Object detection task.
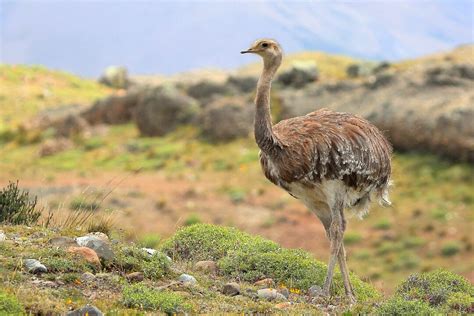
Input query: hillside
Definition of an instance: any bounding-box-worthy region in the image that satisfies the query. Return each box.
[0,45,473,303]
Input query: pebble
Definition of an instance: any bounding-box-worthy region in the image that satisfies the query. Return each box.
[80,272,96,282]
[67,304,103,316]
[254,278,275,288]
[278,287,290,299]
[257,288,287,301]
[84,239,114,261]
[178,273,197,285]
[126,272,144,283]
[49,236,78,248]
[67,246,101,266]
[222,282,240,296]
[308,285,325,298]
[194,260,217,274]
[24,259,47,274]
[0,231,5,241]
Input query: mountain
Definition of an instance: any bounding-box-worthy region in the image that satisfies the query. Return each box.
[1,1,472,77]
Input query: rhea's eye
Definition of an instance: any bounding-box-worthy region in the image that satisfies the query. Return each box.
[262,42,268,48]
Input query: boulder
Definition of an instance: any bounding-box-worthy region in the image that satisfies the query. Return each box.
[81,91,142,125]
[277,61,319,88]
[186,80,234,103]
[178,273,197,285]
[24,259,47,274]
[200,97,253,142]
[257,288,287,301]
[226,75,258,93]
[135,86,200,136]
[99,66,129,89]
[67,304,103,316]
[67,246,101,266]
[222,282,240,296]
[194,260,218,274]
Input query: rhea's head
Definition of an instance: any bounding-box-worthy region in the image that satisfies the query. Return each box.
[241,39,282,67]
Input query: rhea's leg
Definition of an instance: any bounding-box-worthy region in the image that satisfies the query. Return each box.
[322,200,344,296]
[338,244,356,302]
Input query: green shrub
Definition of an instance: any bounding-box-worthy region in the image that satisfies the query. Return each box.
[446,292,473,313]
[160,224,279,261]
[183,213,201,226]
[138,234,161,249]
[343,232,363,245]
[397,269,474,310]
[373,218,392,230]
[440,241,462,257]
[122,283,189,314]
[0,181,42,225]
[377,297,437,315]
[37,247,97,273]
[218,247,379,302]
[0,290,24,314]
[112,246,170,280]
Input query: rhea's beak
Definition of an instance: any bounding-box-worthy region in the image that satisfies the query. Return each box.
[240,48,253,54]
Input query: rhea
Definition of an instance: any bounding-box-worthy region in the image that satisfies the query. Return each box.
[241,39,392,302]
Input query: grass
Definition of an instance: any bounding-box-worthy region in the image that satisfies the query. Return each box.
[0,289,24,314]
[122,283,190,314]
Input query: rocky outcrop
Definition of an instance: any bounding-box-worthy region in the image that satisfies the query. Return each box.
[135,86,200,136]
[277,61,319,88]
[279,63,474,162]
[200,97,253,142]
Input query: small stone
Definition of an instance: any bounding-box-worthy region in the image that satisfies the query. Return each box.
[222,282,240,296]
[126,272,144,283]
[49,236,78,248]
[0,231,6,241]
[308,285,325,297]
[254,278,275,288]
[274,302,292,309]
[24,259,47,274]
[178,273,197,284]
[86,232,109,242]
[83,239,114,261]
[278,287,290,299]
[257,288,287,301]
[67,304,103,316]
[80,272,96,282]
[194,260,217,274]
[68,246,101,266]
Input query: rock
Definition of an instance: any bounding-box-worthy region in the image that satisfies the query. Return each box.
[86,232,110,243]
[80,272,96,282]
[142,248,172,262]
[274,302,292,309]
[257,288,287,301]
[186,80,234,103]
[38,137,73,157]
[48,236,78,248]
[226,75,258,93]
[82,92,142,125]
[67,247,101,266]
[126,272,144,283]
[178,273,197,285]
[200,96,253,142]
[308,285,325,297]
[135,85,200,136]
[278,287,290,299]
[53,114,90,138]
[194,260,217,274]
[24,259,47,274]
[277,61,319,88]
[0,231,5,241]
[67,304,103,316]
[76,235,114,261]
[254,278,275,288]
[99,65,129,89]
[222,282,240,296]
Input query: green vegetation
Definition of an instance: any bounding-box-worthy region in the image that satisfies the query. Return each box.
[0,181,42,225]
[0,290,24,314]
[137,234,161,249]
[440,241,462,257]
[36,247,97,273]
[183,213,202,226]
[161,223,279,261]
[122,283,189,314]
[111,245,170,280]
[377,297,436,315]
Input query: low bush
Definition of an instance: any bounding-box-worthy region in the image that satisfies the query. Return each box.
[160,224,279,261]
[122,283,190,314]
[37,247,97,273]
[0,290,24,314]
[0,181,42,225]
[377,297,436,315]
[112,245,170,280]
[396,269,474,312]
[440,241,462,257]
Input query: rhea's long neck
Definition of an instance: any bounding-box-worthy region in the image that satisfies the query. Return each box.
[254,56,281,154]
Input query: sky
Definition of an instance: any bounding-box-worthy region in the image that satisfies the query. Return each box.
[0,0,472,77]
